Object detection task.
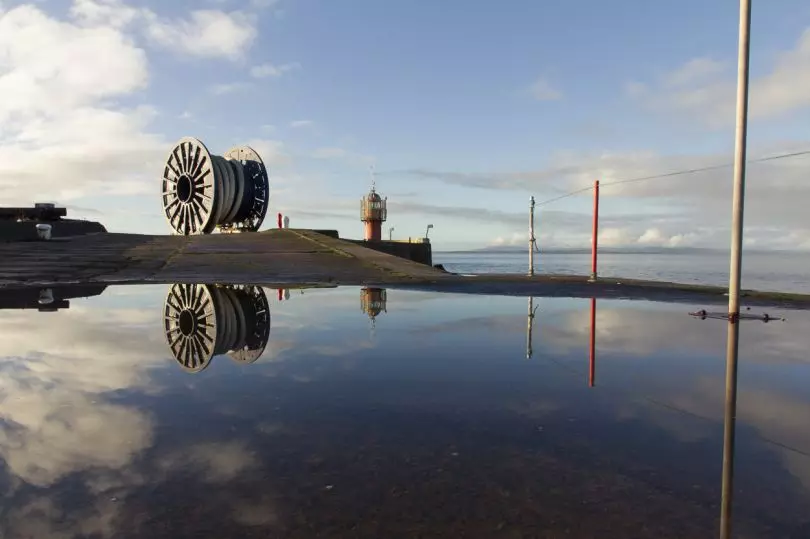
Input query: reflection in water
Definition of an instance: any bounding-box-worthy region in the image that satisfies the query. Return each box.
[0,284,106,312]
[360,287,387,328]
[1,284,808,536]
[161,285,392,372]
[526,296,537,359]
[589,297,596,388]
[163,284,271,373]
[721,314,741,539]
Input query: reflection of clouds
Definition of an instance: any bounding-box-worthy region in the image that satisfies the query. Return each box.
[0,305,167,488]
[0,391,151,487]
[408,299,810,494]
[231,496,280,527]
[159,441,258,484]
[663,378,810,488]
[415,300,810,364]
[4,496,122,539]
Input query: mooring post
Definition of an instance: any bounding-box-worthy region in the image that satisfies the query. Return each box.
[589,297,596,387]
[721,1,751,538]
[529,196,536,276]
[590,180,600,282]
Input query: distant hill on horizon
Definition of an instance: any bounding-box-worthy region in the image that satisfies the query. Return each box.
[439,245,807,255]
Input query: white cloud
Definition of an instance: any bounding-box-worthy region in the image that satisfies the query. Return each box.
[662,57,726,87]
[311,146,374,166]
[492,231,527,246]
[244,138,291,168]
[210,81,251,95]
[250,0,282,8]
[529,77,562,101]
[312,147,347,159]
[250,61,300,78]
[628,27,810,125]
[70,0,141,28]
[290,119,314,128]
[402,142,810,249]
[0,5,148,123]
[0,4,165,205]
[144,9,257,61]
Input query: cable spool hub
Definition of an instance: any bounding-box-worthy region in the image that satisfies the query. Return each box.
[161,137,269,235]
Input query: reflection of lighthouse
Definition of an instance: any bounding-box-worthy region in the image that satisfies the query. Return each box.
[360,169,387,241]
[163,283,270,373]
[360,287,387,325]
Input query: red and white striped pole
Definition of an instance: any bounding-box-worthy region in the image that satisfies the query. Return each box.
[590,180,600,282]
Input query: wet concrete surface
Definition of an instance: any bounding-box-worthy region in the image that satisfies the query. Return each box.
[1,229,808,309]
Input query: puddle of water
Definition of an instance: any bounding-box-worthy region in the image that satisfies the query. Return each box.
[0,284,809,538]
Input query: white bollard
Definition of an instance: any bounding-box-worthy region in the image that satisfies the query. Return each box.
[36,223,52,241]
[283,216,290,228]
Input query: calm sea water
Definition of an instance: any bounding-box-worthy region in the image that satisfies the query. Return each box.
[435,250,810,294]
[0,283,808,537]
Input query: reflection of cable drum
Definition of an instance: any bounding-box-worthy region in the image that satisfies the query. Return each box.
[160,137,269,235]
[163,284,271,373]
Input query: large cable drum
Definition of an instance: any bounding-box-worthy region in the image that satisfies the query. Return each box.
[161,137,269,235]
[163,283,271,373]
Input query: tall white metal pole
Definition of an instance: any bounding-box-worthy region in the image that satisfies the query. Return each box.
[529,196,536,276]
[720,1,752,538]
[728,0,752,318]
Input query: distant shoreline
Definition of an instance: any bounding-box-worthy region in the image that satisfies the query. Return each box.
[437,247,809,256]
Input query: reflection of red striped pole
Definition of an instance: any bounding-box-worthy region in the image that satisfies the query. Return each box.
[591,180,599,281]
[589,297,596,387]
[278,289,283,301]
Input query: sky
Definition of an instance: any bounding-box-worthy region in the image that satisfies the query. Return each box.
[2,0,810,250]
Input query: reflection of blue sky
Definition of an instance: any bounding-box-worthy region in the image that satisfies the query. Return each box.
[1,285,810,536]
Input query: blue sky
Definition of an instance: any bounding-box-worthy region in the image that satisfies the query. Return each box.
[2,0,810,249]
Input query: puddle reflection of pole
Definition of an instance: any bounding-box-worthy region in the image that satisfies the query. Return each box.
[526,296,536,359]
[588,297,596,387]
[720,318,740,539]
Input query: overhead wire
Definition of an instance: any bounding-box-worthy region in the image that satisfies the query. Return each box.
[533,148,810,208]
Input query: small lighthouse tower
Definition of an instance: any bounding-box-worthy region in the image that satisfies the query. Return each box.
[360,167,387,241]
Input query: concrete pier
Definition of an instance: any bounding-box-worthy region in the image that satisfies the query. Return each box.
[0,229,807,309]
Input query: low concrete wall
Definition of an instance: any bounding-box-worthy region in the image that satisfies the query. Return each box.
[0,219,107,242]
[347,239,432,266]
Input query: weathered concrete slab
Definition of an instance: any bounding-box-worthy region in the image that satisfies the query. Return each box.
[0,229,447,288]
[1,229,808,309]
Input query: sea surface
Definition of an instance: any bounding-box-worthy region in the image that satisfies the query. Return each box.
[435,250,810,294]
[0,283,808,538]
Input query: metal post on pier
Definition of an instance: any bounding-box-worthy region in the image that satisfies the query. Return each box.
[529,196,536,276]
[590,180,600,282]
[720,1,752,538]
